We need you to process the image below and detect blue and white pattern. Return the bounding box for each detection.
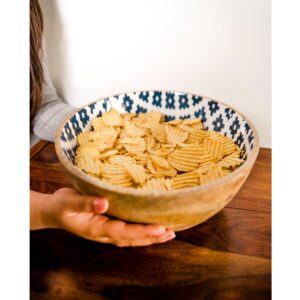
[165,92,175,110]
[59,91,256,162]
[139,91,149,103]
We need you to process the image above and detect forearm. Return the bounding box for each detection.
[32,101,75,142]
[30,190,52,230]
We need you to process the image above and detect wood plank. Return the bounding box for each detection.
[31,276,271,300]
[227,148,271,212]
[30,162,70,183]
[30,229,270,300]
[31,142,60,163]
[30,140,49,161]
[177,207,271,258]
[30,290,105,300]
[30,177,72,194]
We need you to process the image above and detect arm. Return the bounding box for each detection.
[30,190,52,229]
[30,188,175,247]
[31,39,75,142]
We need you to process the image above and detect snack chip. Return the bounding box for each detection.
[177,124,196,133]
[75,157,102,177]
[74,109,245,190]
[172,172,199,190]
[86,141,108,152]
[133,153,149,166]
[91,126,118,148]
[151,155,171,169]
[198,164,222,185]
[165,125,189,144]
[168,145,214,171]
[149,147,175,157]
[109,155,136,165]
[203,138,225,162]
[145,136,156,151]
[92,117,106,131]
[124,119,146,137]
[121,137,146,155]
[164,119,182,125]
[207,131,236,156]
[141,177,170,191]
[187,129,207,144]
[151,123,167,143]
[98,149,118,160]
[182,118,202,126]
[122,113,136,120]
[77,132,92,146]
[123,163,147,184]
[102,108,124,127]
[217,154,244,169]
[75,146,99,161]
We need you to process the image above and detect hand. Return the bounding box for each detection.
[39,188,175,247]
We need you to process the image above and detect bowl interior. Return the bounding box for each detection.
[58,91,256,166]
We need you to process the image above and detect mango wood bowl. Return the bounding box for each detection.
[55,90,259,231]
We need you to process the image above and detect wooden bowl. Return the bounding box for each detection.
[55,90,259,231]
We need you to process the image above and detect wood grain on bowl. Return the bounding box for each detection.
[30,142,271,299]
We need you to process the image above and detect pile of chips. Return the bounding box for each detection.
[74,109,245,191]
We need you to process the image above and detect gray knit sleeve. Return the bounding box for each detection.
[31,41,76,143]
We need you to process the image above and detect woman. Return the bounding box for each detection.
[30,0,175,246]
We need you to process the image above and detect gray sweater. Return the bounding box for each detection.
[31,44,75,146]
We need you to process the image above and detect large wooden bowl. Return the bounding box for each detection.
[55,90,259,231]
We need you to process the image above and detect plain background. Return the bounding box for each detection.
[39,0,271,147]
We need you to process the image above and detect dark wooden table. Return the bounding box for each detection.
[30,141,271,300]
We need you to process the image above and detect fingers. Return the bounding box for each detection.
[59,188,109,214]
[56,188,176,247]
[122,230,176,247]
[92,199,109,213]
[95,218,176,247]
[121,223,167,240]
[74,195,108,214]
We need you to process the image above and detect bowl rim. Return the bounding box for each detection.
[55,89,260,197]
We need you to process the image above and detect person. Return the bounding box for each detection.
[30,0,175,247]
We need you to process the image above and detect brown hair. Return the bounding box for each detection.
[30,0,44,124]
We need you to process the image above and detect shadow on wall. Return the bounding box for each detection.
[39,0,68,102]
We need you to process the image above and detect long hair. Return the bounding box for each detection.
[30,0,44,125]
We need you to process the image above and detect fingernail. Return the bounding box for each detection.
[168,232,176,240]
[160,232,176,242]
[93,199,108,212]
[152,226,166,235]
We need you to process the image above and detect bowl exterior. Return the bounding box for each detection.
[66,162,252,231]
[55,90,260,231]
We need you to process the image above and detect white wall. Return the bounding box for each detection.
[40,0,271,148]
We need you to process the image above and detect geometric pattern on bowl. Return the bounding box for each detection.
[59,90,255,164]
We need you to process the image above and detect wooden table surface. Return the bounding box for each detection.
[30,141,271,300]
